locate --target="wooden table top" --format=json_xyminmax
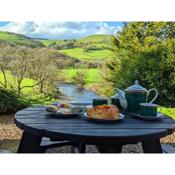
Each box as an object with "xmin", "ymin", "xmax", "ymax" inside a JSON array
[{"xmin": 14, "ymin": 106, "xmax": 175, "ymax": 144}]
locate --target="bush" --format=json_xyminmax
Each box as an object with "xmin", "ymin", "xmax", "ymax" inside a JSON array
[
  {"xmin": 84, "ymin": 45, "xmax": 98, "ymax": 52},
  {"xmin": 105, "ymin": 22, "xmax": 175, "ymax": 107},
  {"xmin": 0, "ymin": 88, "xmax": 28, "ymax": 114},
  {"xmin": 72, "ymin": 71, "xmax": 87, "ymax": 88}
]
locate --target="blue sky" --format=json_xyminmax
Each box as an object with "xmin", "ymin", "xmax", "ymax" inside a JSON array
[{"xmin": 0, "ymin": 22, "xmax": 123, "ymax": 39}]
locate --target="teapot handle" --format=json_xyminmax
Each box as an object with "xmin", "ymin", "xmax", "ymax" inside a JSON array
[{"xmin": 146, "ymin": 88, "xmax": 158, "ymax": 103}]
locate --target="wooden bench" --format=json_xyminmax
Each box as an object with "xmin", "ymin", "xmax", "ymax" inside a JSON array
[{"xmin": 40, "ymin": 137, "xmax": 74, "ymax": 152}]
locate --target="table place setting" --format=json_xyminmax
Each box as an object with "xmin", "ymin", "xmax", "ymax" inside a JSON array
[
  {"xmin": 14, "ymin": 81, "xmax": 175, "ymax": 153},
  {"xmin": 45, "ymin": 80, "xmax": 164, "ymax": 123}
]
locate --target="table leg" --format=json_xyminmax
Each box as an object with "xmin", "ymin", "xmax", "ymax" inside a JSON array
[
  {"xmin": 96, "ymin": 144, "xmax": 123, "ymax": 153},
  {"xmin": 18, "ymin": 131, "xmax": 43, "ymax": 153},
  {"xmin": 142, "ymin": 139, "xmax": 162, "ymax": 153}
]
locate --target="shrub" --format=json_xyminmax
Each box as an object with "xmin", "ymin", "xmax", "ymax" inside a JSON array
[
  {"xmin": 0, "ymin": 88, "xmax": 28, "ymax": 114},
  {"xmin": 105, "ymin": 22, "xmax": 175, "ymax": 107},
  {"xmin": 72, "ymin": 71, "xmax": 87, "ymax": 88}
]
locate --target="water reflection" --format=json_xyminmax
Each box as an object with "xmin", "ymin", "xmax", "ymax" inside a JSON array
[{"xmin": 58, "ymin": 84, "xmax": 100, "ymax": 103}]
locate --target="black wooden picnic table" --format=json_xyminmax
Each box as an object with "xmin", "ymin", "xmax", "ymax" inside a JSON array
[{"xmin": 14, "ymin": 106, "xmax": 175, "ymax": 153}]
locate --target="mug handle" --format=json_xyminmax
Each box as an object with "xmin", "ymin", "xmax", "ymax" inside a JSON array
[{"xmin": 146, "ymin": 88, "xmax": 158, "ymax": 103}]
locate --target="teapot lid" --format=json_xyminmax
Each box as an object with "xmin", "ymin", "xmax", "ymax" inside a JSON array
[{"xmin": 125, "ymin": 80, "xmax": 147, "ymax": 92}]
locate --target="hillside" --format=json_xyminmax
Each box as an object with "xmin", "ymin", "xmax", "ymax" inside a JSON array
[
  {"xmin": 41, "ymin": 34, "xmax": 114, "ymax": 61},
  {"xmin": 0, "ymin": 31, "xmax": 44, "ymax": 47},
  {"xmin": 39, "ymin": 39, "xmax": 64, "ymax": 47},
  {"xmin": 78, "ymin": 34, "xmax": 112, "ymax": 43}
]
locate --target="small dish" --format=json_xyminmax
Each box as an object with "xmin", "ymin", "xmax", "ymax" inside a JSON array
[{"xmin": 46, "ymin": 110, "xmax": 78, "ymax": 118}]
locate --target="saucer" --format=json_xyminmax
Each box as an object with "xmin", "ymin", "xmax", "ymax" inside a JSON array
[{"xmin": 134, "ymin": 112, "xmax": 164, "ymax": 121}]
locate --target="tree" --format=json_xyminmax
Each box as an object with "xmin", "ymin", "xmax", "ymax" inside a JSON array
[
  {"xmin": 9, "ymin": 46, "xmax": 40, "ymax": 96},
  {"xmin": 72, "ymin": 70, "xmax": 87, "ymax": 88},
  {"xmin": 29, "ymin": 48, "xmax": 58, "ymax": 94},
  {"xmin": 105, "ymin": 22, "xmax": 175, "ymax": 106},
  {"xmin": 0, "ymin": 44, "xmax": 13, "ymax": 88}
]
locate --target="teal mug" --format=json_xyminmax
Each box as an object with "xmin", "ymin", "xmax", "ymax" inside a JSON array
[
  {"xmin": 93, "ymin": 98, "xmax": 108, "ymax": 106},
  {"xmin": 111, "ymin": 97, "xmax": 122, "ymax": 109},
  {"xmin": 139, "ymin": 103, "xmax": 162, "ymax": 117}
]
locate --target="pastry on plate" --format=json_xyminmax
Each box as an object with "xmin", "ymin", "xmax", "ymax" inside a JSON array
[{"xmin": 87, "ymin": 105, "xmax": 120, "ymax": 120}]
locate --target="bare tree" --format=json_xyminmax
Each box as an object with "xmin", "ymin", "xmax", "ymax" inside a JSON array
[
  {"xmin": 0, "ymin": 44, "xmax": 13, "ymax": 88},
  {"xmin": 9, "ymin": 46, "xmax": 41, "ymax": 96},
  {"xmin": 28, "ymin": 48, "xmax": 58, "ymax": 94}
]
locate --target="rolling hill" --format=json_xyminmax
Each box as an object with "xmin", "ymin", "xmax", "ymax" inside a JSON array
[
  {"xmin": 78, "ymin": 34, "xmax": 112, "ymax": 43},
  {"xmin": 39, "ymin": 34, "xmax": 114, "ymax": 61},
  {"xmin": 0, "ymin": 31, "xmax": 114, "ymax": 61},
  {"xmin": 0, "ymin": 31, "xmax": 44, "ymax": 47}
]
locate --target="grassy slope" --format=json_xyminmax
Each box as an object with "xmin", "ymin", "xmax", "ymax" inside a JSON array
[
  {"xmin": 59, "ymin": 48, "xmax": 113, "ymax": 60},
  {"xmin": 0, "ymin": 31, "xmax": 43, "ymax": 47},
  {"xmin": 59, "ymin": 35, "xmax": 113, "ymax": 60},
  {"xmin": 40, "ymin": 34, "xmax": 114, "ymax": 61},
  {"xmin": 78, "ymin": 34, "xmax": 111, "ymax": 43},
  {"xmin": 39, "ymin": 39, "xmax": 64, "ymax": 46}
]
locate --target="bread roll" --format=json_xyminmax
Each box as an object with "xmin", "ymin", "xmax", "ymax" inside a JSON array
[{"xmin": 46, "ymin": 105, "xmax": 58, "ymax": 113}]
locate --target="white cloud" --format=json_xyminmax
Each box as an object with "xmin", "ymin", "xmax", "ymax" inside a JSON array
[{"xmin": 0, "ymin": 22, "xmax": 122, "ymax": 39}]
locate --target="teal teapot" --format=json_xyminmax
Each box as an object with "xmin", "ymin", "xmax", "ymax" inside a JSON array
[{"xmin": 117, "ymin": 80, "xmax": 158, "ymax": 114}]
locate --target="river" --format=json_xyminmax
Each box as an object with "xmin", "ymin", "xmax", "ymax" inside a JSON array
[{"xmin": 58, "ymin": 84, "xmax": 101, "ymax": 104}]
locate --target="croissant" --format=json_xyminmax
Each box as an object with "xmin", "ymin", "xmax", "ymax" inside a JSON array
[{"xmin": 87, "ymin": 105, "xmax": 120, "ymax": 120}]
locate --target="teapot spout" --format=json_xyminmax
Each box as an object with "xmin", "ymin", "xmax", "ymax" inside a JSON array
[{"xmin": 116, "ymin": 88, "xmax": 128, "ymax": 110}]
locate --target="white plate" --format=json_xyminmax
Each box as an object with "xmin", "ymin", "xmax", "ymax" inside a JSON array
[{"xmin": 83, "ymin": 112, "xmax": 125, "ymax": 123}]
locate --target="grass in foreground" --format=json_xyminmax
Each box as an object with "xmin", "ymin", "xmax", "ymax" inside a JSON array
[{"xmin": 161, "ymin": 107, "xmax": 175, "ymax": 120}]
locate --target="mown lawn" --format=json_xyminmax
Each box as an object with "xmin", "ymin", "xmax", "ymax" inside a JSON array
[{"xmin": 59, "ymin": 48, "xmax": 113, "ymax": 60}]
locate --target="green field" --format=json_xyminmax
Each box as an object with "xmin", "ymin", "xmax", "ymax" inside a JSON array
[
  {"xmin": 78, "ymin": 34, "xmax": 111, "ymax": 43},
  {"xmin": 39, "ymin": 34, "xmax": 114, "ymax": 61},
  {"xmin": 62, "ymin": 68, "xmax": 102, "ymax": 84},
  {"xmin": 59, "ymin": 48, "xmax": 113, "ymax": 60},
  {"xmin": 161, "ymin": 107, "xmax": 175, "ymax": 119},
  {"xmin": 0, "ymin": 72, "xmax": 37, "ymax": 94},
  {"xmin": 0, "ymin": 31, "xmax": 44, "ymax": 47},
  {"xmin": 39, "ymin": 39, "xmax": 64, "ymax": 46},
  {"xmin": 0, "ymin": 72, "xmax": 54, "ymax": 105}
]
